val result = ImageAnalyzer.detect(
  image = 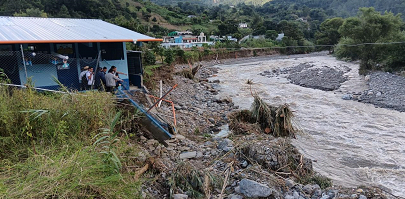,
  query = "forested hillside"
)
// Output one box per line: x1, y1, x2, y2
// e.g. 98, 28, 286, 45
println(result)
267, 0, 405, 18
0, 0, 190, 35
150, 0, 271, 6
